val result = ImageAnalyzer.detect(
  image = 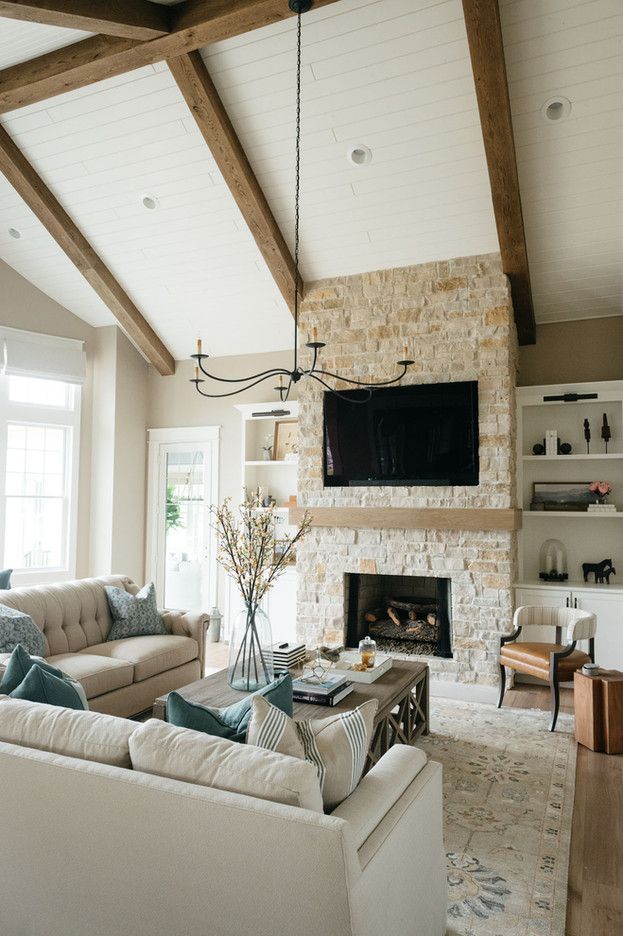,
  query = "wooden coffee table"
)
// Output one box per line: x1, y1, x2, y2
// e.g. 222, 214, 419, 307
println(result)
153, 660, 429, 772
